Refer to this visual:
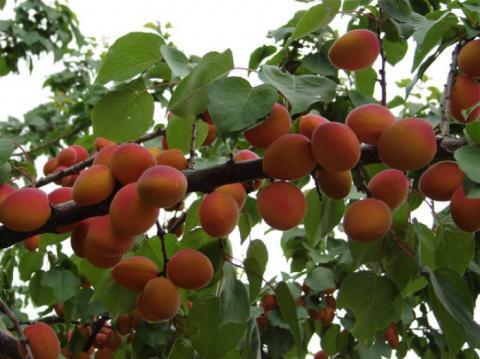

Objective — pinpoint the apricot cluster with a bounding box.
[43,144,89,186]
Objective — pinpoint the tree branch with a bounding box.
[0,330,21,359]
[376,8,387,106]
[83,315,109,352]
[0,299,32,359]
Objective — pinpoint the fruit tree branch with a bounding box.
[376,8,387,106]
[0,330,21,359]
[83,314,109,352]
[0,299,32,359]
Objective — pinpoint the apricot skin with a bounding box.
[419,161,465,201]
[95,137,115,151]
[233,149,263,190]
[112,256,159,291]
[43,158,58,176]
[244,103,291,149]
[311,122,360,171]
[110,143,155,184]
[138,277,181,321]
[298,114,329,139]
[166,249,214,289]
[328,29,380,71]
[257,181,306,230]
[24,322,60,359]
[345,104,395,145]
[93,144,119,167]
[156,149,188,170]
[24,235,40,251]
[0,188,51,231]
[70,219,90,258]
[316,169,352,199]
[199,192,240,237]
[72,165,115,206]
[368,169,409,209]
[214,183,247,210]
[377,118,437,171]
[261,294,277,311]
[450,186,480,232]
[0,183,15,205]
[57,147,77,167]
[343,198,391,242]
[71,144,89,162]
[450,75,480,123]
[458,39,480,78]
[263,134,316,180]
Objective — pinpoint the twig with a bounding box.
[376,8,387,106]
[167,212,186,235]
[83,314,109,352]
[188,118,199,169]
[156,221,168,276]
[0,298,33,359]
[389,230,416,258]
[353,164,372,196]
[311,169,323,199]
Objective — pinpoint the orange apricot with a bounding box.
[315,169,352,199]
[48,187,78,234]
[214,183,247,210]
[52,166,74,187]
[138,277,181,321]
[155,149,188,170]
[43,158,58,176]
[233,149,263,190]
[261,294,277,311]
[0,183,15,205]
[458,39,480,78]
[72,165,115,206]
[166,249,214,289]
[450,75,480,123]
[71,144,89,162]
[84,242,122,269]
[345,103,395,144]
[93,144,119,167]
[24,235,40,251]
[110,143,155,184]
[314,351,329,359]
[450,186,480,232]
[343,198,391,242]
[367,169,409,209]
[95,137,115,151]
[311,122,360,171]
[70,219,90,258]
[377,118,437,171]
[298,114,329,139]
[419,161,465,201]
[95,349,115,359]
[24,322,60,359]
[199,192,239,237]
[112,256,159,291]
[57,147,77,167]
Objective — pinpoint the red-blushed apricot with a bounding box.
[0,188,51,231]
[112,256,159,291]
[137,165,188,208]
[233,149,264,190]
[57,147,78,167]
[215,183,247,210]
[311,122,360,171]
[23,322,60,359]
[261,294,277,311]
[314,351,329,359]
[328,29,380,71]
[458,39,480,78]
[85,215,135,257]
[244,103,291,149]
[199,192,240,237]
[263,134,316,180]
[343,198,391,242]
[110,143,155,184]
[128,309,143,327]
[450,186,480,232]
[166,249,214,290]
[71,144,89,162]
[43,158,58,176]
[95,137,115,151]
[24,235,40,251]
[110,183,159,236]
[156,149,188,170]
[450,75,480,123]
[257,181,306,230]
[0,183,15,205]
[345,103,395,144]
[72,165,115,206]
[70,219,91,258]
[138,277,181,321]
[298,114,329,139]
[116,314,133,335]
[147,147,162,159]
[368,169,409,209]
[84,241,122,269]
[316,169,352,199]
[53,166,74,187]
[93,144,119,167]
[419,161,465,201]
[384,324,400,349]
[95,349,115,359]
[378,118,437,171]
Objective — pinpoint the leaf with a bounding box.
[383,38,408,65]
[248,45,276,70]
[465,121,480,144]
[0,163,10,184]
[435,226,474,275]
[165,115,209,154]
[454,145,480,183]
[291,0,340,40]
[413,220,436,269]
[242,320,262,359]
[349,239,384,266]
[91,80,154,142]
[0,0,5,10]
[259,65,336,114]
[207,77,277,137]
[96,32,164,84]
[29,271,55,306]
[0,139,14,163]
[41,269,80,302]
[304,267,335,292]
[354,68,377,97]
[168,50,234,117]
[379,0,413,22]
[168,337,194,358]
[92,270,138,316]
[219,263,249,325]
[160,45,193,78]
[18,250,43,281]
[337,271,402,346]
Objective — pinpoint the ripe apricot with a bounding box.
[110,183,159,236]
[93,144,119,167]
[450,75,480,123]
[138,277,181,321]
[199,192,239,237]
[95,137,115,151]
[0,188,51,231]
[419,161,465,201]
[24,235,40,251]
[156,149,188,170]
[345,103,395,144]
[112,256,159,291]
[214,183,247,210]
[52,166,74,187]
[24,322,60,359]
[48,187,73,205]
[233,149,263,190]
[261,294,277,311]
[72,165,115,206]
[43,158,58,176]
[57,147,77,167]
[95,349,115,359]
[71,144,89,162]
[70,219,90,258]
[0,183,15,204]
[450,186,480,232]
[328,29,380,71]
[116,314,133,335]
[85,215,135,257]
[377,118,436,171]
[263,134,316,180]
[367,169,409,209]
[343,198,391,242]
[166,249,214,289]
[257,181,306,230]
[137,165,187,208]
[298,114,329,139]
[315,169,352,199]
[244,103,291,149]
[384,324,400,349]
[314,351,329,359]
[84,242,122,269]
[458,39,480,78]
[311,122,360,171]
[110,143,155,184]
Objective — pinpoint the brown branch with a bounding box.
[167,212,186,235]
[0,299,32,359]
[376,8,387,106]
[83,315,109,352]
[155,221,168,276]
[353,164,372,197]
[0,330,22,359]
[188,118,199,169]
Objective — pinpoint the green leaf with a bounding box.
[165,115,209,154]
[321,324,341,355]
[465,121,480,144]
[18,250,43,281]
[92,270,138,316]
[207,77,277,137]
[349,239,384,266]
[454,145,480,183]
[414,221,436,269]
[244,240,268,302]
[0,0,5,11]
[168,337,194,358]
[29,271,55,306]
[304,267,335,292]
[337,271,402,346]
[160,45,193,78]
[248,45,276,70]
[259,65,336,114]
[354,68,377,97]
[168,50,234,117]
[0,139,13,163]
[219,263,249,324]
[41,269,80,302]
[0,163,10,184]
[379,0,413,22]
[383,38,408,65]
[305,190,345,243]
[435,226,474,275]
[91,80,154,142]
[242,320,262,359]
[291,0,340,40]
[0,56,9,76]
[96,32,164,84]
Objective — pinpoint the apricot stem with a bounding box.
[156,221,169,276]
[0,298,33,359]
[188,117,199,169]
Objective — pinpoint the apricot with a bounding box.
[321,306,335,327]
[48,187,78,232]
[110,143,155,184]
[85,215,135,257]
[95,137,115,151]
[384,324,400,349]
[84,242,122,269]
[343,198,391,242]
[24,322,60,359]
[57,147,78,167]
[70,219,90,258]
[110,183,159,236]
[95,349,115,359]
[0,183,14,205]
[116,314,133,335]
[0,188,51,231]
[53,166,74,187]
[43,158,58,176]
[261,294,277,311]
[199,192,239,237]
[166,249,214,289]
[458,39,480,78]
[450,75,480,123]
[233,149,264,190]
[314,351,328,359]
[377,118,437,171]
[450,186,480,232]
[315,169,352,199]
[263,134,316,180]
[112,256,159,291]
[53,303,65,317]
[24,235,40,251]
[156,149,188,170]
[93,144,119,167]
[345,103,395,144]
[311,122,360,171]
[367,169,409,209]
[244,103,291,149]
[419,161,465,201]
[72,165,115,206]
[214,183,247,210]
[137,165,188,208]
[328,29,380,71]
[71,144,89,162]
[147,146,162,158]
[257,181,306,230]
[138,277,181,321]
[298,114,329,139]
